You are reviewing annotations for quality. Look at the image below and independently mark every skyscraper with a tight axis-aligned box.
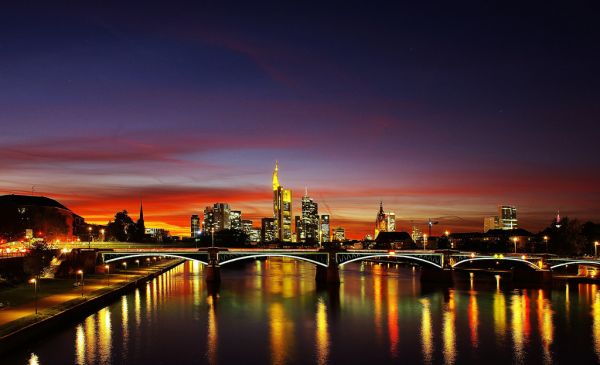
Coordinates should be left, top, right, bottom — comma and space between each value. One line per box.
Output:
498, 205, 517, 230
483, 216, 499, 232
261, 217, 276, 243
230, 210, 242, 230
333, 227, 345, 242
320, 214, 330, 243
191, 215, 200, 238
272, 162, 292, 242
295, 215, 304, 242
241, 219, 253, 235
301, 188, 319, 243
386, 212, 396, 232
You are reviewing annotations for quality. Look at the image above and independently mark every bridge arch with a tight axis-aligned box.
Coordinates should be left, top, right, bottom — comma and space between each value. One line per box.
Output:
103, 253, 209, 266
219, 254, 328, 267
338, 254, 442, 269
549, 260, 600, 270
452, 257, 540, 271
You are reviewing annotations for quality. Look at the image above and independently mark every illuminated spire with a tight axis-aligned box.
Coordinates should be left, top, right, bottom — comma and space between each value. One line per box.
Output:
272, 161, 280, 191
379, 201, 384, 214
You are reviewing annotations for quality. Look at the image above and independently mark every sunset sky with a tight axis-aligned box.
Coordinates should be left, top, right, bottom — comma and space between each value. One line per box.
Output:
1, 2, 599, 238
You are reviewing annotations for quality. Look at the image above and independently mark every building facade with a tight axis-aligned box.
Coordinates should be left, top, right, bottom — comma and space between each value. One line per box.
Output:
261, 217, 277, 243
499, 205, 518, 230
374, 202, 396, 239
333, 227, 345, 242
320, 215, 330, 243
230, 210, 242, 230
301, 190, 319, 243
272, 162, 292, 242
191, 215, 200, 238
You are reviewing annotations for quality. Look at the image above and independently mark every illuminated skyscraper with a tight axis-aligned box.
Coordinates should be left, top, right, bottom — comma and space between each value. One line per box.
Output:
261, 217, 276, 243
333, 227, 345, 242
498, 205, 517, 230
230, 210, 242, 230
320, 214, 330, 243
191, 215, 200, 238
295, 215, 304, 241
301, 188, 319, 243
272, 162, 292, 242
202, 203, 231, 232
483, 216, 499, 232
386, 212, 396, 232
242, 219, 253, 234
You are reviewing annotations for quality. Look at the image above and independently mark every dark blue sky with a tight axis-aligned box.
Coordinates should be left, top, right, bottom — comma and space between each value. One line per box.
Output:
1, 1, 598, 237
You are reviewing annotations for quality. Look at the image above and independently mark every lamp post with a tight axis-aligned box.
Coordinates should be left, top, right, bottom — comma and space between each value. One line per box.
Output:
29, 278, 38, 314
77, 270, 84, 297
122, 262, 128, 281
543, 236, 549, 253
87, 227, 92, 249
595, 241, 599, 258
423, 234, 428, 250
135, 259, 140, 268
100, 228, 105, 242
105, 265, 110, 286
211, 227, 215, 248
513, 237, 518, 254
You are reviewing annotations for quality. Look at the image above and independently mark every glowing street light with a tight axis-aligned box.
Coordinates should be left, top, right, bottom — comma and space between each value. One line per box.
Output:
77, 270, 84, 297
423, 234, 428, 250
105, 265, 110, 286
211, 227, 215, 248
512, 237, 518, 253
122, 262, 128, 281
100, 228, 105, 242
87, 227, 92, 249
29, 278, 38, 314
543, 235, 549, 253
595, 241, 599, 258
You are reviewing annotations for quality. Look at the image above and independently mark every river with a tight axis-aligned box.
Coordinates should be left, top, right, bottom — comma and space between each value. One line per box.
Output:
5, 259, 600, 364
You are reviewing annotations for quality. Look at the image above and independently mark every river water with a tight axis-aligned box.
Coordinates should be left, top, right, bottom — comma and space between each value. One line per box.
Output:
5, 259, 600, 364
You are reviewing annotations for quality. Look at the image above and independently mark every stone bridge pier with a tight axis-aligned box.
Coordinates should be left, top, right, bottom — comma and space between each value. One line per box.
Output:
205, 247, 221, 282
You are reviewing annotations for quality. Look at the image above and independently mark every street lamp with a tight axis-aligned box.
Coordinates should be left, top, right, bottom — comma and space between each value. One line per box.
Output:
423, 234, 428, 250
543, 236, 549, 253
100, 229, 105, 242
87, 227, 92, 249
513, 237, 518, 254
77, 270, 84, 297
135, 259, 140, 267
105, 265, 110, 286
122, 262, 128, 281
211, 227, 215, 248
29, 278, 38, 314
595, 241, 599, 258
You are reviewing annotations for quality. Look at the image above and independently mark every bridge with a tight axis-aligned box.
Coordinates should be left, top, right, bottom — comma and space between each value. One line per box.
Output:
97, 247, 600, 285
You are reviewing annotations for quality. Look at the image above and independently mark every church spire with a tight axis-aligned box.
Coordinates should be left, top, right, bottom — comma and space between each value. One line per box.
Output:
379, 201, 384, 214
272, 161, 280, 191
139, 199, 144, 223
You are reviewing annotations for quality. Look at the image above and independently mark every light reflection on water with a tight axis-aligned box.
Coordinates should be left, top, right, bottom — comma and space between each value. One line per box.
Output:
8, 260, 600, 365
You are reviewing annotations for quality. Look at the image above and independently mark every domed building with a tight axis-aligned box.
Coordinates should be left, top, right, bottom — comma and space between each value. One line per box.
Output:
0, 194, 84, 241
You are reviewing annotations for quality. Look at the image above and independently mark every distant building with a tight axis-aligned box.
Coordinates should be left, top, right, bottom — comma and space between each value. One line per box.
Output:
499, 205, 518, 230
320, 215, 330, 243
230, 210, 242, 230
203, 203, 231, 232
301, 190, 319, 243
249, 228, 261, 243
295, 215, 304, 242
483, 216, 499, 232
375, 231, 414, 249
374, 202, 395, 238
272, 162, 292, 242
261, 217, 277, 243
191, 215, 200, 238
242, 220, 253, 234
0, 194, 85, 241
411, 225, 423, 242
145, 227, 170, 242
333, 227, 345, 242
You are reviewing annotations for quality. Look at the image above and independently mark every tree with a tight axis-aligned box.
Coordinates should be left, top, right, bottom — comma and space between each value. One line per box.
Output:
540, 217, 587, 256
107, 210, 136, 242
24, 241, 54, 278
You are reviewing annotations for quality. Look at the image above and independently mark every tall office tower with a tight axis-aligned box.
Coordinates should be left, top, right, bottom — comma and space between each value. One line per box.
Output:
230, 210, 242, 230
272, 162, 292, 242
333, 227, 345, 242
386, 212, 396, 232
202, 206, 216, 233
261, 217, 276, 243
213, 203, 231, 231
301, 188, 319, 243
498, 205, 517, 230
191, 215, 200, 238
320, 214, 330, 243
483, 216, 499, 232
295, 215, 305, 242
241, 220, 253, 235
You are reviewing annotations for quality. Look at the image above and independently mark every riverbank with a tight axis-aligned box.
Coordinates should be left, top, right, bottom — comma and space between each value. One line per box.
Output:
0, 258, 184, 354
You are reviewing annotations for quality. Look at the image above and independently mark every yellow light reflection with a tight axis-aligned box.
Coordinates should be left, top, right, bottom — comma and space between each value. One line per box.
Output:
443, 291, 456, 365
468, 291, 479, 348
207, 295, 218, 365
420, 298, 433, 364
315, 298, 329, 365
493, 290, 506, 344
537, 290, 553, 364
122, 296, 129, 352
28, 353, 40, 365
592, 290, 600, 361
134, 288, 141, 329
269, 302, 293, 365
75, 324, 85, 365
97, 308, 112, 364
387, 278, 399, 357
510, 293, 531, 363
373, 265, 383, 342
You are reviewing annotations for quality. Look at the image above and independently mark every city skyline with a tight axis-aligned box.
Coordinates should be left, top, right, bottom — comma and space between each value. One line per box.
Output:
0, 2, 598, 238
